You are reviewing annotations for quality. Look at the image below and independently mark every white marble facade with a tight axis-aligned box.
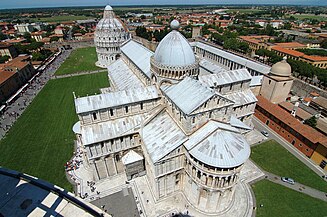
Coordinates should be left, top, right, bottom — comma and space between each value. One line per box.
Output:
94, 5, 130, 68
73, 19, 260, 214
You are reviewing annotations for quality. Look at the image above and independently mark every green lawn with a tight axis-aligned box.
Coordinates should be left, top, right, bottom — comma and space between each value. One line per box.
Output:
31, 15, 95, 23
285, 14, 327, 21
0, 72, 109, 191
228, 8, 264, 14
55, 47, 101, 75
252, 180, 327, 217
251, 140, 327, 192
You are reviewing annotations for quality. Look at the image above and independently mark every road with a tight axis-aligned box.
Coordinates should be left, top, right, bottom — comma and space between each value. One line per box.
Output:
264, 171, 327, 201
252, 116, 326, 177
53, 69, 107, 79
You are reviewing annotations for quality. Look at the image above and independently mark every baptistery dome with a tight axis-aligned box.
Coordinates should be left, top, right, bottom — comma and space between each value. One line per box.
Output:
151, 20, 199, 82
270, 57, 292, 77
94, 5, 130, 68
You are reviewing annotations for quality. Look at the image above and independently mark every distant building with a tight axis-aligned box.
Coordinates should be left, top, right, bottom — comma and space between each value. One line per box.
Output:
310, 96, 327, 118
31, 31, 46, 42
94, 5, 131, 68
54, 26, 65, 35
0, 42, 18, 59
14, 23, 43, 33
192, 26, 201, 38
0, 55, 36, 104
255, 19, 283, 29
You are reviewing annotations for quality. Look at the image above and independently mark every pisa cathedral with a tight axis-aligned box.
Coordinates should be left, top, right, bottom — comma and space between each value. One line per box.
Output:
73, 6, 271, 215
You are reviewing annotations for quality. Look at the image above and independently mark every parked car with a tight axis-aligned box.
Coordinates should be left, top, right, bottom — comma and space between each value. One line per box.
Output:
261, 130, 269, 137
281, 177, 295, 185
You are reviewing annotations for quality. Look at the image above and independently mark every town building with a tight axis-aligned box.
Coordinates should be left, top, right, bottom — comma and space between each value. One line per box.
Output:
31, 31, 46, 42
94, 5, 131, 68
255, 95, 327, 171
72, 19, 259, 215
14, 23, 43, 33
0, 42, 18, 59
309, 96, 327, 118
0, 55, 36, 104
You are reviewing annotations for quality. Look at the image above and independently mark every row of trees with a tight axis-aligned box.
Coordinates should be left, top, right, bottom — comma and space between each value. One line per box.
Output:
255, 49, 283, 64
255, 48, 327, 87
297, 48, 327, 57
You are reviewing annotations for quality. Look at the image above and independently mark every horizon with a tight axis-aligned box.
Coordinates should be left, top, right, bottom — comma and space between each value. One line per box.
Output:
1, 0, 327, 10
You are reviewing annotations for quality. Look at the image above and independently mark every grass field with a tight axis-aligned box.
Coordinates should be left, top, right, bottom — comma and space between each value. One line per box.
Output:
251, 140, 327, 192
0, 72, 109, 191
55, 47, 101, 75
31, 15, 95, 23
285, 14, 327, 21
252, 180, 327, 217
228, 8, 263, 14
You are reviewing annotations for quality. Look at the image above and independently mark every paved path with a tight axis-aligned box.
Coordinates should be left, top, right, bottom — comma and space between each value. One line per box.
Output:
52, 69, 107, 79
264, 171, 327, 201
252, 116, 327, 177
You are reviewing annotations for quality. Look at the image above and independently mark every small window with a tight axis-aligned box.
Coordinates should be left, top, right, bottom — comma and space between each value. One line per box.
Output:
192, 117, 195, 124
268, 80, 271, 85
306, 148, 309, 152
140, 102, 143, 110
92, 112, 97, 120
125, 106, 128, 113
110, 109, 114, 116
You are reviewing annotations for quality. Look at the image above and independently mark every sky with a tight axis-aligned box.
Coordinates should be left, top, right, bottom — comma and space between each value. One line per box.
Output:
0, 0, 326, 9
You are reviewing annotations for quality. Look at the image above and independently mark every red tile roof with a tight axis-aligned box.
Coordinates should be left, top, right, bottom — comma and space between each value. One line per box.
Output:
302, 55, 327, 62
275, 42, 306, 49
257, 96, 327, 147
271, 46, 304, 57
0, 70, 15, 85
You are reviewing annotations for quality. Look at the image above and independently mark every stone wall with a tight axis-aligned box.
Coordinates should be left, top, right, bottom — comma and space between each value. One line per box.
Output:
292, 78, 327, 98
133, 36, 158, 52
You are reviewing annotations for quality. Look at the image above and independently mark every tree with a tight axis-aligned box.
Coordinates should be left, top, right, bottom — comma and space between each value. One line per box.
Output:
283, 22, 292, 30
223, 38, 238, 51
321, 39, 327, 49
0, 55, 10, 63
50, 36, 59, 42
238, 42, 249, 53
0, 32, 7, 40
304, 116, 317, 128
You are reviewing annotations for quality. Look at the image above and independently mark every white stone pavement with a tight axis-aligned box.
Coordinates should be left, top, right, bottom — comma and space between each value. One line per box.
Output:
67, 147, 264, 217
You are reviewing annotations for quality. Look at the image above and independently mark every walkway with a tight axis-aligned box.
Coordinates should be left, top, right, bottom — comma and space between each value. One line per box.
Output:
264, 171, 327, 201
52, 69, 107, 79
252, 116, 327, 177
67, 140, 265, 217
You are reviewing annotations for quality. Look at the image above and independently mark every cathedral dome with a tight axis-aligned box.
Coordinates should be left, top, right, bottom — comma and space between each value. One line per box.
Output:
105, 5, 113, 11
153, 20, 196, 67
270, 57, 292, 77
